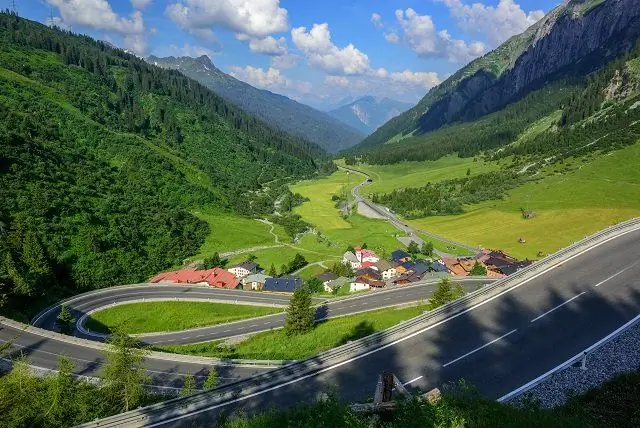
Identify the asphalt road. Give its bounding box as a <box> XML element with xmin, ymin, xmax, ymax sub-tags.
<box><xmin>140</xmin><ymin>227</ymin><xmax>640</xmax><ymax>426</ymax></box>
<box><xmin>35</xmin><ymin>280</ymin><xmax>492</xmax><ymax>346</ymax></box>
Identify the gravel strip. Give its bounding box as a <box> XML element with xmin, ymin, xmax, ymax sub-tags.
<box><xmin>509</xmin><ymin>319</ymin><xmax>640</xmax><ymax>408</ymax></box>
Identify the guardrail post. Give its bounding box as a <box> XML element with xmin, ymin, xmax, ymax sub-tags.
<box><xmin>580</xmin><ymin>351</ymin><xmax>587</xmax><ymax>370</ymax></box>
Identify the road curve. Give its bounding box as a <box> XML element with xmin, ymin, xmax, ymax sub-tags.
<box><xmin>83</xmin><ymin>221</ymin><xmax>640</xmax><ymax>427</ymax></box>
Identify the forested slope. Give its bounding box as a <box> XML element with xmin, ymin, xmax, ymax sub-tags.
<box><xmin>0</xmin><ymin>13</ymin><xmax>326</xmax><ymax>320</ymax></box>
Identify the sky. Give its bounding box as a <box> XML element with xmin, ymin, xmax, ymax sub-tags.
<box><xmin>21</xmin><ymin>0</ymin><xmax>560</xmax><ymax>110</ymax></box>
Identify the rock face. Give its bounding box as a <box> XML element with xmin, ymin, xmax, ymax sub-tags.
<box><xmin>357</xmin><ymin>0</ymin><xmax>640</xmax><ymax>150</ymax></box>
<box><xmin>329</xmin><ymin>96</ymin><xmax>413</xmax><ymax>134</ymax></box>
<box><xmin>147</xmin><ymin>55</ymin><xmax>365</xmax><ymax>153</ymax></box>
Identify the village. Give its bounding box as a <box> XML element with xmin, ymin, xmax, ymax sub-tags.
<box><xmin>149</xmin><ymin>243</ymin><xmax>534</xmax><ymax>295</ymax></box>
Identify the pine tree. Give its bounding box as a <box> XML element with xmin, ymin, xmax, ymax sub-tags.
<box><xmin>470</xmin><ymin>261</ymin><xmax>487</xmax><ymax>276</ymax></box>
<box><xmin>407</xmin><ymin>241</ymin><xmax>420</xmax><ymax>256</ymax></box>
<box><xmin>45</xmin><ymin>356</ymin><xmax>75</xmax><ymax>425</ymax></box>
<box><xmin>429</xmin><ymin>278</ymin><xmax>464</xmax><ymax>309</ymax></box>
<box><xmin>181</xmin><ymin>372</ymin><xmax>196</xmax><ymax>396</ymax></box>
<box><xmin>268</xmin><ymin>263</ymin><xmax>277</xmax><ymax>277</ymax></box>
<box><xmin>284</xmin><ymin>285</ymin><xmax>314</xmax><ymax>336</ymax></box>
<box><xmin>421</xmin><ymin>241</ymin><xmax>434</xmax><ymax>257</ymax></box>
<box><xmin>203</xmin><ymin>368</ymin><xmax>218</xmax><ymax>389</ymax></box>
<box><xmin>57</xmin><ymin>305</ymin><xmax>76</xmax><ymax>334</ymax></box>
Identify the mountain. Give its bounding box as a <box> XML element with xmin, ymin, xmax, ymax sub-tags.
<box><xmin>351</xmin><ymin>0</ymin><xmax>640</xmax><ymax>162</ymax></box>
<box><xmin>0</xmin><ymin>13</ymin><xmax>329</xmax><ymax>317</ymax></box>
<box><xmin>147</xmin><ymin>55</ymin><xmax>365</xmax><ymax>153</ymax></box>
<box><xmin>328</xmin><ymin>96</ymin><xmax>413</xmax><ymax>134</ymax></box>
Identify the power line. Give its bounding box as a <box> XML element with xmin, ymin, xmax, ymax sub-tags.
<box><xmin>9</xmin><ymin>0</ymin><xmax>18</xmax><ymax>14</ymax></box>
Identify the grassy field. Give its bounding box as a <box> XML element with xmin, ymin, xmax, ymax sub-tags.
<box><xmin>84</xmin><ymin>301</ymin><xmax>282</xmax><ymax>335</ymax></box>
<box><xmin>159</xmin><ymin>304</ymin><xmax>429</xmax><ymax>360</ymax></box>
<box><xmin>337</xmin><ymin>156</ymin><xmax>499</xmax><ymax>195</ymax></box>
<box><xmin>408</xmin><ymin>142</ymin><xmax>640</xmax><ymax>260</ymax></box>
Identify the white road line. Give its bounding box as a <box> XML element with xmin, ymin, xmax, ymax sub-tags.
<box><xmin>402</xmin><ymin>375</ymin><xmax>423</xmax><ymax>386</ymax></box>
<box><xmin>223</xmin><ymin>330</ymin><xmax>230</xmax><ymax>332</ymax></box>
<box><xmin>384</xmin><ymin>298</ymin><xmax>391</xmax><ymax>301</ymax></box>
<box><xmin>264</xmin><ymin>322</ymin><xmax>271</xmax><ymax>325</ymax></box>
<box><xmin>594</xmin><ymin>261</ymin><xmax>639</xmax><ymax>287</ymax></box>
<box><xmin>443</xmin><ymin>329</ymin><xmax>518</xmax><ymax>368</ymax></box>
<box><xmin>530</xmin><ymin>291</ymin><xmax>588</xmax><ymax>323</ymax></box>
<box><xmin>250</xmin><ymin>325</ymin><xmax>258</xmax><ymax>327</ymax></box>
<box><xmin>182</xmin><ymin>336</ymin><xmax>191</xmax><ymax>340</ymax></box>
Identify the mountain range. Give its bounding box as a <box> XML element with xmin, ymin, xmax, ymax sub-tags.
<box><xmin>352</xmin><ymin>0</ymin><xmax>640</xmax><ymax>163</ymax></box>
<box><xmin>328</xmin><ymin>96</ymin><xmax>413</xmax><ymax>134</ymax></box>
<box><xmin>147</xmin><ymin>55</ymin><xmax>365</xmax><ymax>153</ymax></box>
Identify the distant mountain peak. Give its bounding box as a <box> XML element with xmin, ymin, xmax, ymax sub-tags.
<box><xmin>329</xmin><ymin>96</ymin><xmax>413</xmax><ymax>135</ymax></box>
<box><xmin>194</xmin><ymin>54</ymin><xmax>215</xmax><ymax>70</ymax></box>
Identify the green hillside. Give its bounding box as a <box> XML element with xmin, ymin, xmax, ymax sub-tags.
<box><xmin>0</xmin><ymin>13</ymin><xmax>326</xmax><ymax>319</ymax></box>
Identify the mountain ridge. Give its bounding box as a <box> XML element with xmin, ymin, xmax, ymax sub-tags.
<box><xmin>147</xmin><ymin>55</ymin><xmax>365</xmax><ymax>153</ymax></box>
<box><xmin>327</xmin><ymin>95</ymin><xmax>413</xmax><ymax>134</ymax></box>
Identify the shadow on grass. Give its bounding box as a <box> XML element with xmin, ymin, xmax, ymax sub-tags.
<box><xmin>338</xmin><ymin>320</ymin><xmax>375</xmax><ymax>346</ymax></box>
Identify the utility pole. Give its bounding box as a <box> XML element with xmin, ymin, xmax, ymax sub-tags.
<box><xmin>10</xmin><ymin>0</ymin><xmax>18</xmax><ymax>14</ymax></box>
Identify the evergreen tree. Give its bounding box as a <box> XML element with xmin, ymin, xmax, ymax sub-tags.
<box><xmin>101</xmin><ymin>327</ymin><xmax>149</xmax><ymax>412</ymax></box>
<box><xmin>421</xmin><ymin>241</ymin><xmax>434</xmax><ymax>257</ymax></box>
<box><xmin>268</xmin><ymin>263</ymin><xmax>277</xmax><ymax>277</ymax></box>
<box><xmin>288</xmin><ymin>253</ymin><xmax>308</xmax><ymax>273</ymax></box>
<box><xmin>57</xmin><ymin>305</ymin><xmax>76</xmax><ymax>335</ymax></box>
<box><xmin>45</xmin><ymin>356</ymin><xmax>76</xmax><ymax>425</ymax></box>
<box><xmin>284</xmin><ymin>285</ymin><xmax>314</xmax><ymax>336</ymax></box>
<box><xmin>407</xmin><ymin>241</ymin><xmax>420</xmax><ymax>257</ymax></box>
<box><xmin>306</xmin><ymin>277</ymin><xmax>323</xmax><ymax>293</ymax></box>
<box><xmin>181</xmin><ymin>373</ymin><xmax>196</xmax><ymax>396</ymax></box>
<box><xmin>429</xmin><ymin>278</ymin><xmax>464</xmax><ymax>309</ymax></box>
<box><xmin>204</xmin><ymin>252</ymin><xmax>226</xmax><ymax>269</ymax></box>
<box><xmin>203</xmin><ymin>368</ymin><xmax>219</xmax><ymax>390</ymax></box>
<box><xmin>470</xmin><ymin>261</ymin><xmax>487</xmax><ymax>276</ymax></box>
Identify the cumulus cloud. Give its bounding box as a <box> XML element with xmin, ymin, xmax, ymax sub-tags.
<box><xmin>168</xmin><ymin>43</ymin><xmax>218</xmax><ymax>58</ymax></box>
<box><xmin>47</xmin><ymin>0</ymin><xmax>148</xmax><ymax>54</ymax></box>
<box><xmin>166</xmin><ymin>0</ymin><xmax>288</xmax><ymax>39</ymax></box>
<box><xmin>229</xmin><ymin>65</ymin><xmax>311</xmax><ymax>94</ymax></box>
<box><xmin>131</xmin><ymin>0</ymin><xmax>152</xmax><ymax>9</ymax></box>
<box><xmin>46</xmin><ymin>16</ymin><xmax>71</xmax><ymax>30</ymax></box>
<box><xmin>437</xmin><ymin>0</ymin><xmax>544</xmax><ymax>46</ymax></box>
<box><xmin>384</xmin><ymin>32</ymin><xmax>400</xmax><ymax>44</ymax></box>
<box><xmin>395</xmin><ymin>8</ymin><xmax>485</xmax><ymax>63</ymax></box>
<box><xmin>371</xmin><ymin>13</ymin><xmax>383</xmax><ymax>29</ymax></box>
<box><xmin>325</xmin><ymin>75</ymin><xmax>350</xmax><ymax>87</ymax></box>
<box><xmin>270</xmin><ymin>53</ymin><xmax>299</xmax><ymax>70</ymax></box>
<box><xmin>390</xmin><ymin>69</ymin><xmax>441</xmax><ymax>87</ymax></box>
<box><xmin>245</xmin><ymin>35</ymin><xmax>288</xmax><ymax>56</ymax></box>
<box><xmin>291</xmin><ymin>23</ymin><xmax>370</xmax><ymax>76</ymax></box>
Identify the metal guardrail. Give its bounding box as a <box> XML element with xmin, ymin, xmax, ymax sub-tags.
<box><xmin>79</xmin><ymin>218</ymin><xmax>640</xmax><ymax>427</ymax></box>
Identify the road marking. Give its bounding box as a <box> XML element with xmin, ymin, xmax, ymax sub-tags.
<box><xmin>384</xmin><ymin>298</ymin><xmax>391</xmax><ymax>301</ymax></box>
<box><xmin>264</xmin><ymin>322</ymin><xmax>271</xmax><ymax>325</ymax></box>
<box><xmin>182</xmin><ymin>336</ymin><xmax>191</xmax><ymax>340</ymax></box>
<box><xmin>594</xmin><ymin>261</ymin><xmax>638</xmax><ymax>287</ymax></box>
<box><xmin>402</xmin><ymin>375</ymin><xmax>423</xmax><ymax>386</ymax></box>
<box><xmin>223</xmin><ymin>330</ymin><xmax>230</xmax><ymax>332</ymax></box>
<box><xmin>443</xmin><ymin>329</ymin><xmax>518</xmax><ymax>368</ymax></box>
<box><xmin>530</xmin><ymin>291</ymin><xmax>588</xmax><ymax>323</ymax></box>
<box><xmin>250</xmin><ymin>324</ymin><xmax>258</xmax><ymax>327</ymax></box>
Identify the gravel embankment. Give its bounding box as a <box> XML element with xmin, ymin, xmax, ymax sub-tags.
<box><xmin>509</xmin><ymin>320</ymin><xmax>640</xmax><ymax>408</ymax></box>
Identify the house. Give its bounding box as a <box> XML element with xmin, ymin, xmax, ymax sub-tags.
<box><xmin>343</xmin><ymin>251</ymin><xmax>361</xmax><ymax>270</ymax></box>
<box><xmin>361</xmin><ymin>261</ymin><xmax>376</xmax><ymax>269</ymax></box>
<box><xmin>500</xmin><ymin>260</ymin><xmax>534</xmax><ymax>276</ymax></box>
<box><xmin>374</xmin><ymin>260</ymin><xmax>398</xmax><ymax>280</ymax></box>
<box><xmin>149</xmin><ymin>268</ymin><xmax>240</xmax><ymax>289</ymax></box>
<box><xmin>442</xmin><ymin>257</ymin><xmax>475</xmax><ymax>277</ymax></box>
<box><xmin>350</xmin><ymin>277</ymin><xmax>384</xmax><ymax>292</ymax></box>
<box><xmin>428</xmin><ymin>260</ymin><xmax>450</xmax><ymax>274</ymax></box>
<box><xmin>394</xmin><ymin>261</ymin><xmax>430</xmax><ymax>284</ymax></box>
<box><xmin>316</xmin><ymin>271</ymin><xmax>338</xmax><ymax>286</ymax></box>
<box><xmin>355</xmin><ymin>247</ymin><xmax>379</xmax><ymax>264</ymax></box>
<box><xmin>323</xmin><ymin>276</ymin><xmax>349</xmax><ymax>293</ymax></box>
<box><xmin>227</xmin><ymin>261</ymin><xmax>260</xmax><ymax>279</ymax></box>
<box><xmin>263</xmin><ymin>276</ymin><xmax>303</xmax><ymax>293</ymax></box>
<box><xmin>242</xmin><ymin>273</ymin><xmax>271</xmax><ymax>290</ymax></box>
<box><xmin>355</xmin><ymin>267</ymin><xmax>382</xmax><ymax>281</ymax></box>
<box><xmin>391</xmin><ymin>249</ymin><xmax>411</xmax><ymax>263</ymax></box>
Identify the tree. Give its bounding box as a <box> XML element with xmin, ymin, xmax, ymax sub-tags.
<box><xmin>470</xmin><ymin>260</ymin><xmax>487</xmax><ymax>276</ymax></box>
<box><xmin>284</xmin><ymin>285</ymin><xmax>314</xmax><ymax>336</ymax></box>
<box><xmin>57</xmin><ymin>305</ymin><xmax>76</xmax><ymax>335</ymax></box>
<box><xmin>407</xmin><ymin>241</ymin><xmax>420</xmax><ymax>256</ymax></box>
<box><xmin>203</xmin><ymin>252</ymin><xmax>227</xmax><ymax>269</ymax></box>
<box><xmin>345</xmin><ymin>245</ymin><xmax>355</xmax><ymax>254</ymax></box>
<box><xmin>246</xmin><ymin>254</ymin><xmax>258</xmax><ymax>262</ymax></box>
<box><xmin>181</xmin><ymin>373</ymin><xmax>196</xmax><ymax>396</ymax></box>
<box><xmin>328</xmin><ymin>261</ymin><xmax>353</xmax><ymax>278</ymax></box>
<box><xmin>429</xmin><ymin>278</ymin><xmax>464</xmax><ymax>309</ymax></box>
<box><xmin>279</xmin><ymin>264</ymin><xmax>288</xmax><ymax>276</ymax></box>
<box><xmin>361</xmin><ymin>243</ymin><xmax>368</xmax><ymax>249</ymax></box>
<box><xmin>203</xmin><ymin>368</ymin><xmax>219</xmax><ymax>390</ymax></box>
<box><xmin>287</xmin><ymin>253</ymin><xmax>308</xmax><ymax>273</ymax></box>
<box><xmin>268</xmin><ymin>263</ymin><xmax>277</xmax><ymax>277</ymax></box>
<box><xmin>101</xmin><ymin>327</ymin><xmax>149</xmax><ymax>412</ymax></box>
<box><xmin>306</xmin><ymin>277</ymin><xmax>323</xmax><ymax>293</ymax></box>
<box><xmin>421</xmin><ymin>241</ymin><xmax>434</xmax><ymax>257</ymax></box>
<box><xmin>466</xmin><ymin>168</ymin><xmax>471</xmax><ymax>176</ymax></box>
<box><xmin>45</xmin><ymin>356</ymin><xmax>76</xmax><ymax>425</ymax></box>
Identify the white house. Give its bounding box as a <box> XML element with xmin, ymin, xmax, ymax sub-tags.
<box><xmin>342</xmin><ymin>251</ymin><xmax>361</xmax><ymax>270</ymax></box>
<box><xmin>355</xmin><ymin>247</ymin><xmax>379</xmax><ymax>264</ymax></box>
<box><xmin>349</xmin><ymin>280</ymin><xmax>371</xmax><ymax>292</ymax></box>
<box><xmin>375</xmin><ymin>260</ymin><xmax>398</xmax><ymax>280</ymax></box>
<box><xmin>227</xmin><ymin>261</ymin><xmax>259</xmax><ymax>279</ymax></box>
<box><xmin>242</xmin><ymin>273</ymin><xmax>270</xmax><ymax>290</ymax></box>
<box><xmin>323</xmin><ymin>277</ymin><xmax>349</xmax><ymax>293</ymax></box>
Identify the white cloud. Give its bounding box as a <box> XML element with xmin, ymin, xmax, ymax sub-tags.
<box><xmin>46</xmin><ymin>16</ymin><xmax>71</xmax><ymax>31</ymax></box>
<box><xmin>270</xmin><ymin>53</ymin><xmax>299</xmax><ymax>70</ymax></box>
<box><xmin>291</xmin><ymin>23</ymin><xmax>370</xmax><ymax>76</ymax></box>
<box><xmin>246</xmin><ymin>35</ymin><xmax>288</xmax><ymax>56</ymax></box>
<box><xmin>437</xmin><ymin>0</ymin><xmax>545</xmax><ymax>46</ymax></box>
<box><xmin>166</xmin><ymin>0</ymin><xmax>288</xmax><ymax>39</ymax></box>
<box><xmin>169</xmin><ymin>43</ymin><xmax>218</xmax><ymax>58</ymax></box>
<box><xmin>47</xmin><ymin>0</ymin><xmax>148</xmax><ymax>54</ymax></box>
<box><xmin>384</xmin><ymin>32</ymin><xmax>400</xmax><ymax>44</ymax></box>
<box><xmin>131</xmin><ymin>0</ymin><xmax>152</xmax><ymax>9</ymax></box>
<box><xmin>325</xmin><ymin>75</ymin><xmax>350</xmax><ymax>87</ymax></box>
<box><xmin>390</xmin><ymin>69</ymin><xmax>441</xmax><ymax>87</ymax></box>
<box><xmin>395</xmin><ymin>8</ymin><xmax>485</xmax><ymax>63</ymax></box>
<box><xmin>229</xmin><ymin>66</ymin><xmax>311</xmax><ymax>95</ymax></box>
<box><xmin>371</xmin><ymin>13</ymin><xmax>383</xmax><ymax>29</ymax></box>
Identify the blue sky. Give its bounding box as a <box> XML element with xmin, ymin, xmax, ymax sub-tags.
<box><xmin>23</xmin><ymin>1</ymin><xmax>559</xmax><ymax>109</ymax></box>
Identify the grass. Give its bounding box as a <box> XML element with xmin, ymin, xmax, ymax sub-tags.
<box><xmin>84</xmin><ymin>301</ymin><xmax>283</xmax><ymax>335</ymax></box>
<box><xmin>158</xmin><ymin>304</ymin><xmax>429</xmax><ymax>360</ymax></box>
<box><xmin>337</xmin><ymin>156</ymin><xmax>499</xmax><ymax>195</ymax></box>
<box><xmin>406</xmin><ymin>142</ymin><xmax>640</xmax><ymax>260</ymax></box>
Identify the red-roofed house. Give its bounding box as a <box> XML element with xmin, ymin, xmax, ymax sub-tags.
<box><xmin>149</xmin><ymin>268</ymin><xmax>240</xmax><ymax>289</ymax></box>
<box><xmin>355</xmin><ymin>247</ymin><xmax>379</xmax><ymax>264</ymax></box>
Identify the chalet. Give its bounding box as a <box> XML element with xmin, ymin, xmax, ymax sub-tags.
<box><xmin>350</xmin><ymin>277</ymin><xmax>384</xmax><ymax>292</ymax></box>
<box><xmin>355</xmin><ymin>267</ymin><xmax>382</xmax><ymax>281</ymax></box>
<box><xmin>149</xmin><ymin>268</ymin><xmax>239</xmax><ymax>289</ymax></box>
<box><xmin>343</xmin><ymin>251</ymin><xmax>361</xmax><ymax>270</ymax></box>
<box><xmin>428</xmin><ymin>260</ymin><xmax>449</xmax><ymax>273</ymax></box>
<box><xmin>393</xmin><ymin>261</ymin><xmax>430</xmax><ymax>284</ymax></box>
<box><xmin>355</xmin><ymin>247</ymin><xmax>379</xmax><ymax>263</ymax></box>
<box><xmin>374</xmin><ymin>260</ymin><xmax>398</xmax><ymax>280</ymax></box>
<box><xmin>227</xmin><ymin>261</ymin><xmax>260</xmax><ymax>279</ymax></box>
<box><xmin>391</xmin><ymin>249</ymin><xmax>411</xmax><ymax>263</ymax></box>
<box><xmin>242</xmin><ymin>273</ymin><xmax>271</xmax><ymax>290</ymax></box>
<box><xmin>263</xmin><ymin>276</ymin><xmax>303</xmax><ymax>293</ymax></box>
<box><xmin>316</xmin><ymin>271</ymin><xmax>338</xmax><ymax>286</ymax></box>
<box><xmin>442</xmin><ymin>257</ymin><xmax>477</xmax><ymax>277</ymax></box>
<box><xmin>500</xmin><ymin>260</ymin><xmax>534</xmax><ymax>276</ymax></box>
<box><xmin>323</xmin><ymin>277</ymin><xmax>349</xmax><ymax>293</ymax></box>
